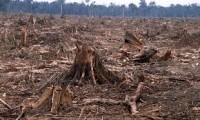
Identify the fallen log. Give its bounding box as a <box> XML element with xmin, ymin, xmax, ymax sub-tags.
<box><xmin>81</xmin><ymin>80</ymin><xmax>145</xmax><ymax>114</ymax></box>
<box><xmin>132</xmin><ymin>48</ymin><xmax>158</xmax><ymax>63</ymax></box>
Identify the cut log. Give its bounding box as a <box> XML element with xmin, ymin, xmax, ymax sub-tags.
<box><xmin>132</xmin><ymin>48</ymin><xmax>158</xmax><ymax>63</ymax></box>
<box><xmin>32</xmin><ymin>86</ymin><xmax>53</xmax><ymax>109</ymax></box>
<box><xmin>81</xmin><ymin>80</ymin><xmax>145</xmax><ymax>115</ymax></box>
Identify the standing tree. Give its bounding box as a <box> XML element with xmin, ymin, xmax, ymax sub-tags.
<box><xmin>90</xmin><ymin>1</ymin><xmax>96</xmax><ymax>17</ymax></box>
<box><xmin>109</xmin><ymin>3</ymin><xmax>116</xmax><ymax>16</ymax></box>
<box><xmin>121</xmin><ymin>5</ymin><xmax>126</xmax><ymax>17</ymax></box>
<box><xmin>149</xmin><ymin>1</ymin><xmax>156</xmax><ymax>7</ymax></box>
<box><xmin>139</xmin><ymin>0</ymin><xmax>147</xmax><ymax>16</ymax></box>
<box><xmin>148</xmin><ymin>1</ymin><xmax>157</xmax><ymax>17</ymax></box>
<box><xmin>85</xmin><ymin>0</ymin><xmax>90</xmax><ymax>16</ymax></box>
<box><xmin>0</xmin><ymin>0</ymin><xmax>11</xmax><ymax>12</ymax></box>
<box><xmin>85</xmin><ymin>0</ymin><xmax>90</xmax><ymax>5</ymax></box>
<box><xmin>24</xmin><ymin>0</ymin><xmax>33</xmax><ymax>13</ymax></box>
<box><xmin>56</xmin><ymin>0</ymin><xmax>65</xmax><ymax>15</ymax></box>
<box><xmin>128</xmin><ymin>3</ymin><xmax>137</xmax><ymax>16</ymax></box>
<box><xmin>139</xmin><ymin>0</ymin><xmax>147</xmax><ymax>8</ymax></box>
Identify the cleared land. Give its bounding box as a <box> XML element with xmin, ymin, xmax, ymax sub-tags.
<box><xmin>0</xmin><ymin>14</ymin><xmax>200</xmax><ymax>119</ymax></box>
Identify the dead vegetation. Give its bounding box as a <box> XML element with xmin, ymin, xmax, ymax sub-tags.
<box><xmin>17</xmin><ymin>42</ymin><xmax>127</xmax><ymax>118</ymax></box>
<box><xmin>0</xmin><ymin>14</ymin><xmax>199</xmax><ymax>120</ymax></box>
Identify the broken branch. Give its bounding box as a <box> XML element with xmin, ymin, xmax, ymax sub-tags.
<box><xmin>126</xmin><ymin>81</ymin><xmax>144</xmax><ymax>114</ymax></box>
<box><xmin>81</xmin><ymin>81</ymin><xmax>145</xmax><ymax>115</ymax></box>
<box><xmin>78</xmin><ymin>107</ymin><xmax>85</xmax><ymax>120</ymax></box>
<box><xmin>0</xmin><ymin>98</ymin><xmax>12</xmax><ymax>109</ymax></box>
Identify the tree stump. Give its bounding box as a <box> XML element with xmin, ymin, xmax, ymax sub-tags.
<box><xmin>19</xmin><ymin>43</ymin><xmax>124</xmax><ymax>117</ymax></box>
<box><xmin>120</xmin><ymin>31</ymin><xmax>143</xmax><ymax>51</ymax></box>
<box><xmin>28</xmin><ymin>14</ymin><xmax>36</xmax><ymax>26</ymax></box>
<box><xmin>50</xmin><ymin>42</ymin><xmax>123</xmax><ymax>87</ymax></box>
<box><xmin>21</xmin><ymin>26</ymin><xmax>28</xmax><ymax>46</ymax></box>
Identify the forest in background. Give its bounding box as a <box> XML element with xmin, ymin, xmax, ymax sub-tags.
<box><xmin>0</xmin><ymin>0</ymin><xmax>200</xmax><ymax>17</ymax></box>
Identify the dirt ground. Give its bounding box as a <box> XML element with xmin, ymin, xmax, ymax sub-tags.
<box><xmin>0</xmin><ymin>14</ymin><xmax>200</xmax><ymax>120</ymax></box>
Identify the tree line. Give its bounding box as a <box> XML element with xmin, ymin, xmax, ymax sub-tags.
<box><xmin>1</xmin><ymin>0</ymin><xmax>200</xmax><ymax>17</ymax></box>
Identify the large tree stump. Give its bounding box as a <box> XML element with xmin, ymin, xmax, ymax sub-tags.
<box><xmin>52</xmin><ymin>42</ymin><xmax>123</xmax><ymax>87</ymax></box>
<box><xmin>39</xmin><ymin>42</ymin><xmax>123</xmax><ymax>90</ymax></box>
<box><xmin>19</xmin><ymin>43</ymin><xmax>124</xmax><ymax>118</ymax></box>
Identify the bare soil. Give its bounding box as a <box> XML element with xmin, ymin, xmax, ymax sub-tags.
<box><xmin>0</xmin><ymin>14</ymin><xmax>200</xmax><ymax>120</ymax></box>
